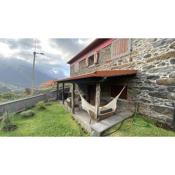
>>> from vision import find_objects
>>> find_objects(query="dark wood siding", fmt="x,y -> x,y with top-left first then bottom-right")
112,39 -> 129,58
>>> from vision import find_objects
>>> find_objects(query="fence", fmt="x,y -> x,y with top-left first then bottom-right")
0,90 -> 57,116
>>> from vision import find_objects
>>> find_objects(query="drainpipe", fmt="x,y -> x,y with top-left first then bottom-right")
129,38 -> 133,52
172,102 -> 175,128
129,39 -> 133,62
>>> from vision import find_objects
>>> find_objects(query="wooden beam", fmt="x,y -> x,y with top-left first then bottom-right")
95,83 -> 101,120
56,82 -> 59,100
71,83 -> 75,114
62,83 -> 65,104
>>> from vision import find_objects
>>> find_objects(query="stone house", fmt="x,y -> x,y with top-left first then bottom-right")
57,39 -> 175,131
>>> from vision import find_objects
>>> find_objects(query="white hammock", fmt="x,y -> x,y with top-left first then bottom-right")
79,86 -> 126,118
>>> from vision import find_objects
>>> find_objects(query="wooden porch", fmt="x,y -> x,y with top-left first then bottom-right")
58,99 -> 134,135
56,70 -> 137,135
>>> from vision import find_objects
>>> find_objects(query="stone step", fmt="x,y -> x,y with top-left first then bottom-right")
90,111 -> 133,136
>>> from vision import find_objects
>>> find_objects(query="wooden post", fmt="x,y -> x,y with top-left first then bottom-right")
71,83 -> 75,114
62,83 -> 65,104
95,83 -> 101,120
56,82 -> 59,100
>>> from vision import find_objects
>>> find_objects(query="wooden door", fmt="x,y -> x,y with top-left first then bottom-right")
87,85 -> 96,105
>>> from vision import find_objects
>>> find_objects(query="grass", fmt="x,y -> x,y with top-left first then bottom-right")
0,103 -> 174,136
102,114 -> 175,136
0,102 -> 88,136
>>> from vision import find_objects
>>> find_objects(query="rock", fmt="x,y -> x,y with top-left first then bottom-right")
137,98 -> 151,103
155,39 -> 175,47
157,62 -> 166,67
142,64 -> 155,70
148,66 -> 174,74
167,86 -> 175,92
169,72 -> 175,78
170,58 -> 175,64
151,105 -> 174,117
153,40 -> 166,47
140,86 -> 155,91
144,53 -> 151,58
20,110 -> 35,118
149,91 -> 168,99
156,78 -> 175,85
170,42 -> 175,49
147,75 -> 160,80
167,92 -> 175,100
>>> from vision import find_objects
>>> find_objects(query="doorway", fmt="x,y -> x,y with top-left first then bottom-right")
87,85 -> 96,105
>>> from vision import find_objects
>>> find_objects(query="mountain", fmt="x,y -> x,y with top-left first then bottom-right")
0,58 -> 66,88
0,81 -> 22,93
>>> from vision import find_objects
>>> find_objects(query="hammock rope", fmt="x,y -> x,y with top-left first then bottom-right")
78,86 -> 126,118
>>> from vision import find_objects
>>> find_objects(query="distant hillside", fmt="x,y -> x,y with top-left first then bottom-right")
0,82 -> 23,93
0,58 -> 62,88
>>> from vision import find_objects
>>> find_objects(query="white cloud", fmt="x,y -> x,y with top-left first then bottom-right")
0,42 -> 19,57
77,38 -> 94,46
0,38 -> 92,78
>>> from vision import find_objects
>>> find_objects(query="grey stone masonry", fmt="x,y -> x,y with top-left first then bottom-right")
70,39 -> 175,126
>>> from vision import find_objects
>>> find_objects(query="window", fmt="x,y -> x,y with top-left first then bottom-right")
112,39 -> 129,58
88,55 -> 94,66
94,52 -> 99,64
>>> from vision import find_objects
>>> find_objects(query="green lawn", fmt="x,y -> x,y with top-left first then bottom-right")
1,102 -> 174,136
102,114 -> 175,136
0,102 -> 88,136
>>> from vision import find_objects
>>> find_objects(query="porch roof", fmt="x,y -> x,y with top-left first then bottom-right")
57,69 -> 137,83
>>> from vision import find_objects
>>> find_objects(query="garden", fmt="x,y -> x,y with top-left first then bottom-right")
0,101 -> 88,136
0,101 -> 175,136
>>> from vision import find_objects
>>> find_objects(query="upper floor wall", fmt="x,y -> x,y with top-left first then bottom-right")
69,39 -> 175,77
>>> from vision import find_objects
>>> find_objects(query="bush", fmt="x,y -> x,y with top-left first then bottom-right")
0,112 -> 17,131
45,102 -> 52,106
25,88 -> 32,95
2,93 -> 16,100
36,101 -> 47,110
20,110 -> 35,118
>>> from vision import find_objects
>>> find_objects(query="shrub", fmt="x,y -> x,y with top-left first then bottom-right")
2,93 -> 16,100
25,88 -> 32,95
20,110 -> 35,118
0,112 -> 17,131
36,101 -> 46,110
45,102 -> 52,106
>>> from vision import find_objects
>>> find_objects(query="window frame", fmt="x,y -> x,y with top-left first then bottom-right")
88,54 -> 95,67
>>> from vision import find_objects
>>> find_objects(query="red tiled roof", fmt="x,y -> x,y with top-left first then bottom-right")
40,80 -> 56,88
57,70 -> 137,83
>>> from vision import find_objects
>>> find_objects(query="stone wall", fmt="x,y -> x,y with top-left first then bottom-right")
0,90 -> 57,116
70,39 -> 175,126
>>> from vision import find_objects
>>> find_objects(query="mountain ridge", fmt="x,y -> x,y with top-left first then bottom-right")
0,58 -> 65,89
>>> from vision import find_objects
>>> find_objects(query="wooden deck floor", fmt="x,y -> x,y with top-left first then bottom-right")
91,111 -> 133,135
72,108 -> 133,136
58,99 -> 134,136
